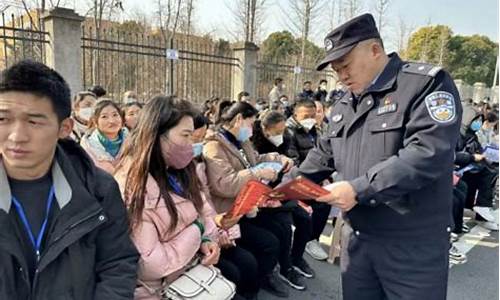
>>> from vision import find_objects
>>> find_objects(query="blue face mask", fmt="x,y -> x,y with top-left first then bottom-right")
192,142 -> 203,157
470,120 -> 482,132
237,126 -> 253,142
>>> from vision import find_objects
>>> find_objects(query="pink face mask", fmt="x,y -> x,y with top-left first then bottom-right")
160,137 -> 194,170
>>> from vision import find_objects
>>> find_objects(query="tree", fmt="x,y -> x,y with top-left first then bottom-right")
447,35 -> 498,85
227,0 -> 266,43
260,31 -> 299,64
342,0 -> 363,21
281,0 -> 326,67
155,0 -> 182,43
372,0 -> 389,35
405,25 -> 452,65
394,15 -> 414,56
260,30 -> 324,67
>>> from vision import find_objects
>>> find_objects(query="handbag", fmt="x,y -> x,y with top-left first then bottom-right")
138,259 -> 236,300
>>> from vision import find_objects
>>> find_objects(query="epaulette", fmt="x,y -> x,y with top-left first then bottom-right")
402,62 -> 442,77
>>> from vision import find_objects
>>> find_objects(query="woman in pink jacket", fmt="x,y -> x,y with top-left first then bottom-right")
114,95 -> 221,300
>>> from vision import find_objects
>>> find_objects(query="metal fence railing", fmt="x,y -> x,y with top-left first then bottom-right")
81,25 -> 238,103
256,60 -> 336,101
0,12 -> 48,70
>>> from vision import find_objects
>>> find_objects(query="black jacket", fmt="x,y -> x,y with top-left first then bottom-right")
0,139 -> 139,300
298,89 -> 314,100
314,89 -> 328,102
289,53 -> 463,242
286,117 -> 318,164
252,120 -> 300,165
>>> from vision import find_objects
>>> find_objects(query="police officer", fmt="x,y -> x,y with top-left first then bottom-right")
288,13 -> 462,300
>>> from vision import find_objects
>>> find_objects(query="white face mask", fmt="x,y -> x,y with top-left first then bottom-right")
320,84 -> 327,91
124,97 -> 138,104
300,118 -> 316,131
268,134 -> 284,147
78,107 -> 93,122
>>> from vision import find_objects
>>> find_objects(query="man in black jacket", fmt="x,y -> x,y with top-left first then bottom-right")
298,81 -> 315,100
286,99 -> 332,261
0,60 -> 139,299
286,99 -> 318,163
252,111 -> 317,279
313,79 -> 328,102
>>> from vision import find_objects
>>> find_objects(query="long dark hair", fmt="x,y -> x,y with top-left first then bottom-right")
218,101 -> 258,127
118,95 -> 204,232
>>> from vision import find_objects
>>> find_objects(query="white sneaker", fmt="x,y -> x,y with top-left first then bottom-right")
450,233 -> 459,243
479,221 -> 499,231
473,206 -> 496,222
305,240 -> 328,261
449,245 -> 467,266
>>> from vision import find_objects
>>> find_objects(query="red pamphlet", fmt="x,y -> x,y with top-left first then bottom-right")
226,180 -> 271,217
227,177 -> 330,217
267,177 -> 330,201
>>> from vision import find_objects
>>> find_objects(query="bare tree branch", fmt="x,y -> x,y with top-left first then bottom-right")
373,0 -> 389,35
342,0 -> 363,20
225,0 -> 266,42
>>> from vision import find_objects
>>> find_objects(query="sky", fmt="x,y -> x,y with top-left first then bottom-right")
56,0 -> 498,52
193,0 -> 499,49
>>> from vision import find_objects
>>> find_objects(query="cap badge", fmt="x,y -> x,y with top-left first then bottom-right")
332,114 -> 343,123
325,39 -> 334,51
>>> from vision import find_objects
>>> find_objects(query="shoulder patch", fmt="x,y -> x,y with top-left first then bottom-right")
424,91 -> 456,123
402,62 -> 442,77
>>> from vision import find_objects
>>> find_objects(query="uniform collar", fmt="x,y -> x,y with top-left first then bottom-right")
365,52 -> 401,94
0,155 -> 73,213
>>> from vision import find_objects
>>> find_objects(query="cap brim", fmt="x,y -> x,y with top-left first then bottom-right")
316,43 -> 357,71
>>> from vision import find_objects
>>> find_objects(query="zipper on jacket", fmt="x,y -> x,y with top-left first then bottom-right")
31,207 -> 104,297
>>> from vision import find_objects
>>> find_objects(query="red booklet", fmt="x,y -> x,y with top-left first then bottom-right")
227,177 -> 329,217
267,177 -> 330,201
226,180 -> 272,217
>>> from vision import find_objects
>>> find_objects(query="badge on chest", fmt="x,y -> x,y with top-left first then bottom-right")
376,96 -> 397,115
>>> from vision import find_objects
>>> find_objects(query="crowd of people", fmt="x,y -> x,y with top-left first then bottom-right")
0,55 -> 497,299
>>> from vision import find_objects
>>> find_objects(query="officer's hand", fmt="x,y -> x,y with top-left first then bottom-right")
316,181 -> 358,212
473,154 -> 485,162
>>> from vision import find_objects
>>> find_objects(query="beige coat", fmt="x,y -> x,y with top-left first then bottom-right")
202,131 -> 282,213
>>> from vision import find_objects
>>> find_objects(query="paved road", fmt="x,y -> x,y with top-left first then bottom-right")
260,210 -> 499,300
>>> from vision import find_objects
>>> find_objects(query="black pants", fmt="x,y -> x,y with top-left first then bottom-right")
340,223 -> 449,300
462,168 -> 496,209
291,205 -> 313,263
452,180 -> 467,233
237,217 -> 280,277
217,246 -> 259,298
246,210 -> 294,273
310,201 -> 332,241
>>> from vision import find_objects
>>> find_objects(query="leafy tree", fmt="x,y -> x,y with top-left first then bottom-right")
260,31 -> 299,64
260,30 -> 324,66
405,26 -> 498,85
447,35 -> 498,85
405,25 -> 453,65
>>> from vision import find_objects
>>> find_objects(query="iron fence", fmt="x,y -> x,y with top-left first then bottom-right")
0,12 -> 48,70
256,60 -> 336,101
81,25 -> 238,103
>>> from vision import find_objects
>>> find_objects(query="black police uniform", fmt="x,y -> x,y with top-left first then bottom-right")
290,13 -> 463,300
